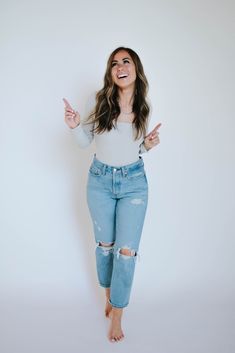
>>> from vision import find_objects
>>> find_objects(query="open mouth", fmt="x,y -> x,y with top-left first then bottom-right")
117,74 -> 128,79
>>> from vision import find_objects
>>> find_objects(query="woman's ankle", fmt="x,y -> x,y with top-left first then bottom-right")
112,307 -> 123,317
105,287 -> 111,299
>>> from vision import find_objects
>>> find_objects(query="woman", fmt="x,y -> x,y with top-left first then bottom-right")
63,46 -> 161,343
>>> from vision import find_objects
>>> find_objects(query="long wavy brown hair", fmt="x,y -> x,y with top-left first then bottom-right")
84,46 -> 150,140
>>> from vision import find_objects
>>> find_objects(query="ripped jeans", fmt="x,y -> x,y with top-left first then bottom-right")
86,154 -> 148,308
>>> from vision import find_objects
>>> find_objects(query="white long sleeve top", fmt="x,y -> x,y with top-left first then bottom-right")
70,115 -> 151,167
71,120 -> 149,166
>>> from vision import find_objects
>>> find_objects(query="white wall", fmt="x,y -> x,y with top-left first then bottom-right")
1,0 -> 234,351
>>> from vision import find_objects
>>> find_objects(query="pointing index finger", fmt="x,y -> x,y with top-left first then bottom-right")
146,123 -> 162,138
63,97 -> 73,110
152,123 -> 162,132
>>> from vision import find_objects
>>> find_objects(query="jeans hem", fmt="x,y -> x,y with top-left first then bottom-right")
99,283 -> 111,288
108,299 -> 129,308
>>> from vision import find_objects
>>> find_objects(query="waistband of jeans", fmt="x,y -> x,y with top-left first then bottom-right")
92,154 -> 144,175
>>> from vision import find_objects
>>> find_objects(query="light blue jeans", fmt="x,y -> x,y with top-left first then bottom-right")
86,154 -> 148,308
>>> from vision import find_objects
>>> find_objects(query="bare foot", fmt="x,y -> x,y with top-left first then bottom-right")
108,307 -> 125,342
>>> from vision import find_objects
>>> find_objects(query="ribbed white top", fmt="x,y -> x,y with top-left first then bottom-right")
70,120 -> 149,167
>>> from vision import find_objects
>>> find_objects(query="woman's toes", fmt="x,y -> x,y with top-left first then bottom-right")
109,334 -> 124,342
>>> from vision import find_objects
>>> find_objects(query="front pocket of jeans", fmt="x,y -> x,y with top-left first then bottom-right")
127,169 -> 145,180
89,166 -> 102,176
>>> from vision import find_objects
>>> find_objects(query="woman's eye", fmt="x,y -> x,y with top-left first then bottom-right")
112,60 -> 130,67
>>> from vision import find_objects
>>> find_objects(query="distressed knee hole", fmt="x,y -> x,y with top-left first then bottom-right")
116,247 -> 139,260
97,241 -> 114,256
119,248 -> 137,257
98,242 -> 114,247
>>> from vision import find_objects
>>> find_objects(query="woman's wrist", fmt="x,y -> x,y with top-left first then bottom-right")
71,123 -> 80,129
144,141 -> 150,151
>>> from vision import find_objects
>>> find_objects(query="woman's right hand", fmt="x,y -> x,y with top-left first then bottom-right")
63,98 -> 81,129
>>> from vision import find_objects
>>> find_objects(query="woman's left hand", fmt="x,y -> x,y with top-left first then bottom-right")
144,123 -> 162,151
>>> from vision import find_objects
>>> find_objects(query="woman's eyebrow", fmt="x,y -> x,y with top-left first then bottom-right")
112,57 -> 131,63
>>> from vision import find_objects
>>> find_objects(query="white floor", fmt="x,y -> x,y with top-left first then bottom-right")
1,286 -> 234,353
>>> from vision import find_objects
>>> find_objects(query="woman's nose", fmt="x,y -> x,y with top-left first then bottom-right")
117,63 -> 124,70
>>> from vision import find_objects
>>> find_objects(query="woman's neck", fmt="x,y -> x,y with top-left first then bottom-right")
117,87 -> 135,109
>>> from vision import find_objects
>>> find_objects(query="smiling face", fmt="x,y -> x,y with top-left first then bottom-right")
110,50 -> 137,90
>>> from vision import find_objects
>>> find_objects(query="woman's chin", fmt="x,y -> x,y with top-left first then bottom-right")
115,81 -> 135,90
